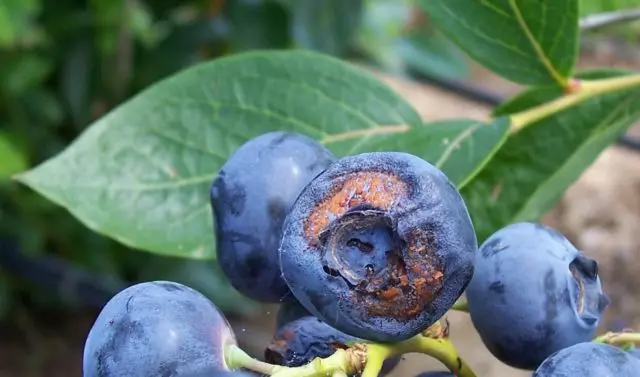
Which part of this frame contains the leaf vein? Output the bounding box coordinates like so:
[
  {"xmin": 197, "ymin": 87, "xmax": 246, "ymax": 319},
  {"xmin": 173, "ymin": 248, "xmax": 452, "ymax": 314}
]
[{"xmin": 508, "ymin": 0, "xmax": 566, "ymax": 85}]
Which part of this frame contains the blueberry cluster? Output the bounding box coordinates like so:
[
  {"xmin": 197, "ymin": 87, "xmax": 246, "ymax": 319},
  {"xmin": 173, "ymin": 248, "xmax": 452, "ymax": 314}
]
[{"xmin": 82, "ymin": 132, "xmax": 640, "ymax": 377}]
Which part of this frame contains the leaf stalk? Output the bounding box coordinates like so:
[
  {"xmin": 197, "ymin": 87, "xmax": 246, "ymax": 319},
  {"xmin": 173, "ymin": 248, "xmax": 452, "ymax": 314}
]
[{"xmin": 508, "ymin": 73, "xmax": 640, "ymax": 133}]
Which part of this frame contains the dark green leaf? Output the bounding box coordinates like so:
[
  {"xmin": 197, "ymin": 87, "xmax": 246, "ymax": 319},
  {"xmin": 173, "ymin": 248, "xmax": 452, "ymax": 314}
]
[
  {"xmin": 133, "ymin": 17, "xmax": 226, "ymax": 89},
  {"xmin": 290, "ymin": 0, "xmax": 364, "ymax": 55},
  {"xmin": 0, "ymin": 132, "xmax": 28, "ymax": 179},
  {"xmin": 418, "ymin": 0, "xmax": 579, "ymax": 85},
  {"xmin": 462, "ymin": 69, "xmax": 640, "ymax": 242},
  {"xmin": 60, "ymin": 34, "xmax": 93, "ymax": 128},
  {"xmin": 227, "ymin": 0, "xmax": 291, "ymax": 50},
  {"xmin": 16, "ymin": 50, "xmax": 507, "ymax": 259},
  {"xmin": 0, "ymin": 53, "xmax": 52, "ymax": 95},
  {"xmin": 0, "ymin": 273, "xmax": 11, "ymax": 319}
]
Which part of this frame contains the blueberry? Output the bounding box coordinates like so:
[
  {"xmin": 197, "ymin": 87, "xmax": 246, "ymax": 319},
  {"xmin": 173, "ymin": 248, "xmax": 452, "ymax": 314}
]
[
  {"xmin": 265, "ymin": 315, "xmax": 399, "ymax": 375},
  {"xmin": 275, "ymin": 299, "xmax": 312, "ymax": 330},
  {"xmin": 187, "ymin": 371, "xmax": 254, "ymax": 377},
  {"xmin": 279, "ymin": 151, "xmax": 477, "ymax": 342},
  {"xmin": 533, "ymin": 342, "xmax": 640, "ymax": 376},
  {"xmin": 83, "ymin": 281, "xmax": 236, "ymax": 377},
  {"xmin": 210, "ymin": 131, "xmax": 335, "ymax": 302},
  {"xmin": 209, "ymin": 372, "xmax": 255, "ymax": 377},
  {"xmin": 466, "ymin": 222, "xmax": 610, "ymax": 370},
  {"xmin": 628, "ymin": 347, "xmax": 640, "ymax": 359},
  {"xmin": 414, "ymin": 372, "xmax": 454, "ymax": 377}
]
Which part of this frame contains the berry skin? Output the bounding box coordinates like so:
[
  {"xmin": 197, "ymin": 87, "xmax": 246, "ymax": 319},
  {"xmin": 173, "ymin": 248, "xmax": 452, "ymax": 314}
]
[
  {"xmin": 83, "ymin": 281, "xmax": 236, "ymax": 377},
  {"xmin": 265, "ymin": 315, "xmax": 399, "ymax": 375},
  {"xmin": 187, "ymin": 371, "xmax": 254, "ymax": 377},
  {"xmin": 533, "ymin": 342, "xmax": 640, "ymax": 376},
  {"xmin": 279, "ymin": 151, "xmax": 477, "ymax": 342},
  {"xmin": 466, "ymin": 222, "xmax": 610, "ymax": 370},
  {"xmin": 211, "ymin": 131, "xmax": 335, "ymax": 303},
  {"xmin": 209, "ymin": 372, "xmax": 255, "ymax": 377},
  {"xmin": 628, "ymin": 348, "xmax": 640, "ymax": 359},
  {"xmin": 275, "ymin": 299, "xmax": 312, "ymax": 330}
]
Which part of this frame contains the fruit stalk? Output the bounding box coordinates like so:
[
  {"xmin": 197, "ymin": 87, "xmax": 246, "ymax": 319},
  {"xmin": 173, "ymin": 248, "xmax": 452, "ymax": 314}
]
[
  {"xmin": 451, "ymin": 298, "xmax": 469, "ymax": 312},
  {"xmin": 593, "ymin": 331, "xmax": 640, "ymax": 345},
  {"xmin": 398, "ymin": 334, "xmax": 477, "ymax": 377},
  {"xmin": 225, "ymin": 344, "xmax": 285, "ymax": 375}
]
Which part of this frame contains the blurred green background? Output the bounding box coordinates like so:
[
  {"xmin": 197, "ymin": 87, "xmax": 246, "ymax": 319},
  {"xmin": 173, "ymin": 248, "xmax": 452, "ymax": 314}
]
[{"xmin": 0, "ymin": 2, "xmax": 639, "ymax": 374}]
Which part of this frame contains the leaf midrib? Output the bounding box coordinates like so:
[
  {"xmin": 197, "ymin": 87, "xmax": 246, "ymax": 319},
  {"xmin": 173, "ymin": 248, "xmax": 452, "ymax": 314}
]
[{"xmin": 508, "ymin": 0, "xmax": 566, "ymax": 85}]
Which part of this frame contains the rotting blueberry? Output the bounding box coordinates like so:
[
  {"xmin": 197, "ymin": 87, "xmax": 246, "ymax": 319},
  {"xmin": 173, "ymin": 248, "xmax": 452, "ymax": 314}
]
[
  {"xmin": 265, "ymin": 315, "xmax": 400, "ymax": 375},
  {"xmin": 211, "ymin": 131, "xmax": 336, "ymax": 303},
  {"xmin": 83, "ymin": 281, "xmax": 236, "ymax": 377},
  {"xmin": 466, "ymin": 222, "xmax": 610, "ymax": 370},
  {"xmin": 279, "ymin": 151, "xmax": 477, "ymax": 342},
  {"xmin": 275, "ymin": 299, "xmax": 312, "ymax": 330},
  {"xmin": 533, "ymin": 342, "xmax": 640, "ymax": 376}
]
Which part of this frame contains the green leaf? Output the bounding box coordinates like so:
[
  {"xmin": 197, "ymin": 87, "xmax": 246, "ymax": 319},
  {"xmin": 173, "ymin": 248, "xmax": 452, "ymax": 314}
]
[
  {"xmin": 0, "ymin": 132, "xmax": 28, "ymax": 179},
  {"xmin": 16, "ymin": 50, "xmax": 507, "ymax": 259},
  {"xmin": 0, "ymin": 273, "xmax": 11, "ymax": 320},
  {"xmin": 0, "ymin": 0, "xmax": 41, "ymax": 47},
  {"xmin": 418, "ymin": 0, "xmax": 579, "ymax": 86},
  {"xmin": 0, "ymin": 52, "xmax": 52, "ymax": 95},
  {"xmin": 396, "ymin": 28, "xmax": 470, "ymax": 79},
  {"xmin": 324, "ymin": 118, "xmax": 510, "ymax": 188},
  {"xmin": 290, "ymin": 0, "xmax": 364, "ymax": 55},
  {"xmin": 462, "ymin": 69, "xmax": 640, "ymax": 242}
]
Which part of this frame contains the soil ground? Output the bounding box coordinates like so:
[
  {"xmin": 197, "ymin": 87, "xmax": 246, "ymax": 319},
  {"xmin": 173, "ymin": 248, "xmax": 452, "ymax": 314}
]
[{"xmin": 2, "ymin": 40, "xmax": 640, "ymax": 377}]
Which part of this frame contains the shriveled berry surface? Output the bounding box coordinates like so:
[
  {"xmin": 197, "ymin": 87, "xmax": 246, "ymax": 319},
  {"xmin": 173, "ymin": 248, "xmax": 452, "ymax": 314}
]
[{"xmin": 1, "ymin": 50, "xmax": 640, "ymax": 377}]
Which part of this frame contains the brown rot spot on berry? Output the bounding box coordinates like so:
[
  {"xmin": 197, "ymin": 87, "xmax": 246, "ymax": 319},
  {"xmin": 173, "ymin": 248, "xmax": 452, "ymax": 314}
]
[
  {"xmin": 306, "ymin": 170, "xmax": 445, "ymax": 321},
  {"xmin": 264, "ymin": 327, "xmax": 296, "ymax": 364},
  {"xmin": 304, "ymin": 171, "xmax": 408, "ymax": 244}
]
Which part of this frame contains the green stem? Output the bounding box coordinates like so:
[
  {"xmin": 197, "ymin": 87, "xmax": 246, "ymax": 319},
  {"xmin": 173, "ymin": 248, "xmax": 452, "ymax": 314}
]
[
  {"xmin": 593, "ymin": 331, "xmax": 640, "ymax": 345},
  {"xmin": 225, "ymin": 344, "xmax": 285, "ymax": 375},
  {"xmin": 451, "ymin": 298, "xmax": 469, "ymax": 313},
  {"xmin": 508, "ymin": 73, "xmax": 640, "ymax": 133},
  {"xmin": 224, "ymin": 322, "xmax": 476, "ymax": 377},
  {"xmin": 361, "ymin": 343, "xmax": 393, "ymax": 377},
  {"xmin": 270, "ymin": 348, "xmax": 360, "ymax": 377},
  {"xmin": 397, "ymin": 335, "xmax": 477, "ymax": 377}
]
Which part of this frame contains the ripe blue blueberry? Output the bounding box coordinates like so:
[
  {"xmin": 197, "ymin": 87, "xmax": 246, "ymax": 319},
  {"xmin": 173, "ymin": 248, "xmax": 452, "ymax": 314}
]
[
  {"xmin": 466, "ymin": 222, "xmax": 610, "ymax": 370},
  {"xmin": 187, "ymin": 371, "xmax": 254, "ymax": 377},
  {"xmin": 627, "ymin": 347, "xmax": 640, "ymax": 359},
  {"xmin": 275, "ymin": 299, "xmax": 312, "ymax": 330},
  {"xmin": 265, "ymin": 315, "xmax": 399, "ymax": 375},
  {"xmin": 210, "ymin": 131, "xmax": 335, "ymax": 302},
  {"xmin": 83, "ymin": 281, "xmax": 236, "ymax": 377},
  {"xmin": 279, "ymin": 152, "xmax": 477, "ymax": 342},
  {"xmin": 210, "ymin": 372, "xmax": 255, "ymax": 377},
  {"xmin": 533, "ymin": 342, "xmax": 640, "ymax": 376}
]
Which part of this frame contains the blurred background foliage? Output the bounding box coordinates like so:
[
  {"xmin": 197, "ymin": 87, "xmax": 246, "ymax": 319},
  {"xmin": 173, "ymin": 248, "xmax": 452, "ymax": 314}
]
[{"xmin": 0, "ymin": 0, "xmax": 639, "ymax": 322}]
